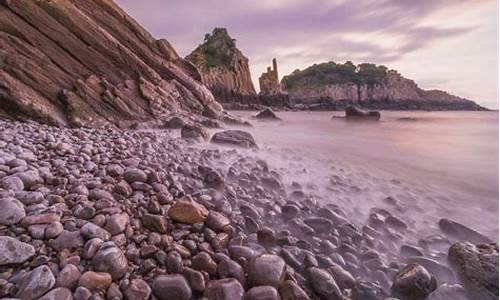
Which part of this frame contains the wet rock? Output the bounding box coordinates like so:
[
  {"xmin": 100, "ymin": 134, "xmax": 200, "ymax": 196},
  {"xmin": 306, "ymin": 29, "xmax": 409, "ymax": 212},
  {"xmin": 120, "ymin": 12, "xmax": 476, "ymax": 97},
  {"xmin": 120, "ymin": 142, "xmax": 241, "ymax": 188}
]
[
  {"xmin": 245, "ymin": 286, "xmax": 280, "ymax": 300},
  {"xmin": 123, "ymin": 168, "xmax": 148, "ymax": 184},
  {"xmin": 152, "ymin": 274, "xmax": 192, "ymax": 300},
  {"xmin": 181, "ymin": 124, "xmax": 209, "ymax": 140},
  {"xmin": 142, "ymin": 214, "xmax": 168, "ymax": 233},
  {"xmin": 0, "ymin": 197, "xmax": 25, "ymax": 225},
  {"xmin": 204, "ymin": 278, "xmax": 244, "ymax": 300},
  {"xmin": 304, "ymin": 217, "xmax": 333, "ymax": 233},
  {"xmin": 391, "ymin": 263, "xmax": 437, "ymax": 300},
  {"xmin": 218, "ymin": 258, "xmax": 245, "ymax": 284},
  {"xmin": 254, "ymin": 108, "xmax": 280, "ymax": 120},
  {"xmin": 328, "ymin": 264, "xmax": 356, "ymax": 290},
  {"xmin": 38, "ymin": 287, "xmax": 73, "ymax": 300},
  {"xmin": 352, "ymin": 281, "xmax": 384, "ymax": 300},
  {"xmin": 182, "ymin": 267, "xmax": 206, "ymax": 292},
  {"xmin": 427, "ymin": 283, "xmax": 469, "ymax": 300},
  {"xmin": 308, "ymin": 267, "xmax": 342, "ymax": 300},
  {"xmin": 56, "ymin": 264, "xmax": 81, "ymax": 290},
  {"xmin": 345, "ymin": 106, "xmax": 381, "ymax": 120},
  {"xmin": 406, "ymin": 256, "xmax": 454, "ymax": 283},
  {"xmin": 124, "ymin": 278, "xmax": 151, "ymax": 300},
  {"xmin": 0, "ymin": 236, "xmax": 35, "ymax": 265},
  {"xmin": 439, "ymin": 219, "xmax": 492, "ymax": 244},
  {"xmin": 281, "ymin": 204, "xmax": 300, "ymax": 220},
  {"xmin": 104, "ymin": 214, "xmax": 129, "ymax": 235},
  {"xmin": 16, "ymin": 265, "xmax": 55, "ymax": 299},
  {"xmin": 448, "ymin": 242, "xmax": 498, "ymax": 300},
  {"xmin": 168, "ymin": 196, "xmax": 208, "ymax": 224},
  {"xmin": 92, "ymin": 243, "xmax": 128, "ymax": 280},
  {"xmin": 211, "ymin": 130, "xmax": 258, "ymax": 148},
  {"xmin": 206, "ymin": 211, "xmax": 231, "ymax": 233},
  {"xmin": 80, "ymin": 222, "xmax": 111, "ymax": 241},
  {"xmin": 74, "ymin": 286, "xmax": 92, "ymax": 300},
  {"xmin": 248, "ymin": 254, "xmax": 286, "ymax": 288},
  {"xmin": 279, "ymin": 280, "xmax": 311, "ymax": 300},
  {"xmin": 192, "ymin": 252, "xmax": 218, "ymax": 275},
  {"xmin": 78, "ymin": 271, "xmax": 112, "ymax": 292}
]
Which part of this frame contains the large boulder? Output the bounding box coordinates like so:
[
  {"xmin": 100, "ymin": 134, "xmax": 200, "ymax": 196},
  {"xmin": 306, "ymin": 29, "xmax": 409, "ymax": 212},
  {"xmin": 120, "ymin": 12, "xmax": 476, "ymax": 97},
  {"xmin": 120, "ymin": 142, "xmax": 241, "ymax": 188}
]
[
  {"xmin": 448, "ymin": 242, "xmax": 498, "ymax": 300},
  {"xmin": 211, "ymin": 130, "xmax": 257, "ymax": 148},
  {"xmin": 254, "ymin": 108, "xmax": 280, "ymax": 120},
  {"xmin": 391, "ymin": 263, "xmax": 437, "ymax": 300},
  {"xmin": 438, "ymin": 218, "xmax": 493, "ymax": 244},
  {"xmin": 345, "ymin": 106, "xmax": 381, "ymax": 120}
]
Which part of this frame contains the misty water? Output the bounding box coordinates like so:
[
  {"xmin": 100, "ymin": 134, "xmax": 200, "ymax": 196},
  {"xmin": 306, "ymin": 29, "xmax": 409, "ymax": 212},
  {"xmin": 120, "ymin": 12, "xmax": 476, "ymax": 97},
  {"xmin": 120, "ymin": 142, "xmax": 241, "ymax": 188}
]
[{"xmin": 227, "ymin": 110, "xmax": 499, "ymax": 242}]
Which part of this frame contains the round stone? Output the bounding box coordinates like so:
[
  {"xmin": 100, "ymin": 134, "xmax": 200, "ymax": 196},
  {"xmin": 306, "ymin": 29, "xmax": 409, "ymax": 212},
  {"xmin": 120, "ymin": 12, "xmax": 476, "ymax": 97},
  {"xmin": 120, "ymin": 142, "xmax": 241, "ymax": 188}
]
[{"xmin": 152, "ymin": 274, "xmax": 192, "ymax": 300}]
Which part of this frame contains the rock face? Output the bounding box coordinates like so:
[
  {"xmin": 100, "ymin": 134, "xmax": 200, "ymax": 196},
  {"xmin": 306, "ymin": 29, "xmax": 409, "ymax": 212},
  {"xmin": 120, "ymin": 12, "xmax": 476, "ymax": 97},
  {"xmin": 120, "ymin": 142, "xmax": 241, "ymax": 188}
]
[
  {"xmin": 186, "ymin": 28, "xmax": 257, "ymax": 103},
  {"xmin": 282, "ymin": 61, "xmax": 486, "ymax": 111},
  {"xmin": 448, "ymin": 242, "xmax": 499, "ymax": 300},
  {"xmin": 0, "ymin": 0, "xmax": 222, "ymax": 127},
  {"xmin": 187, "ymin": 30, "xmax": 291, "ymax": 109},
  {"xmin": 259, "ymin": 58, "xmax": 284, "ymax": 95}
]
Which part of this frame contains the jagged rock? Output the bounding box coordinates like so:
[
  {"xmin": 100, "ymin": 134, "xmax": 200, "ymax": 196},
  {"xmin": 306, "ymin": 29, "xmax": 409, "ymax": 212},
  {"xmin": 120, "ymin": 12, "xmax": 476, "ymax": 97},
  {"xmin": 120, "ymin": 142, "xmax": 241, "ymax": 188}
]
[
  {"xmin": 211, "ymin": 130, "xmax": 257, "ymax": 148},
  {"xmin": 0, "ymin": 236, "xmax": 35, "ymax": 265},
  {"xmin": 0, "ymin": 0, "xmax": 222, "ymax": 127},
  {"xmin": 448, "ymin": 242, "xmax": 499, "ymax": 300},
  {"xmin": 259, "ymin": 59, "xmax": 285, "ymax": 95}
]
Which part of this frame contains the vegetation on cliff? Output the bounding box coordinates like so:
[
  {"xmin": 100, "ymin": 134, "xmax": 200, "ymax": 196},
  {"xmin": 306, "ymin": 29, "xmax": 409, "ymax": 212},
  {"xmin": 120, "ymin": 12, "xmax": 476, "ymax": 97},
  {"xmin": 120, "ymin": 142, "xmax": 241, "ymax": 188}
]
[
  {"xmin": 189, "ymin": 28, "xmax": 238, "ymax": 70},
  {"xmin": 282, "ymin": 61, "xmax": 392, "ymax": 90}
]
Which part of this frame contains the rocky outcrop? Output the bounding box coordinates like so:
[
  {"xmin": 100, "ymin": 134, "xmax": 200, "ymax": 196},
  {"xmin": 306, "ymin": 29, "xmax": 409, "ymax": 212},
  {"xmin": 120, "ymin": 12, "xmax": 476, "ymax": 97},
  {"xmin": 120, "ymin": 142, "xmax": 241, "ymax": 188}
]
[
  {"xmin": 259, "ymin": 58, "xmax": 284, "ymax": 95},
  {"xmin": 282, "ymin": 61, "xmax": 486, "ymax": 111},
  {"xmin": 186, "ymin": 28, "xmax": 256, "ymax": 103},
  {"xmin": 0, "ymin": 0, "xmax": 222, "ymax": 127}
]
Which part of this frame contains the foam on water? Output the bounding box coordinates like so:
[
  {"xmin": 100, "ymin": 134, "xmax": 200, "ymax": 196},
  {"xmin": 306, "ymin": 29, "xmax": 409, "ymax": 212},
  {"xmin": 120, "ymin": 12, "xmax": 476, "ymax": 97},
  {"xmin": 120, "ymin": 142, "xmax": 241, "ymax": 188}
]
[{"xmin": 225, "ymin": 110, "xmax": 499, "ymax": 241}]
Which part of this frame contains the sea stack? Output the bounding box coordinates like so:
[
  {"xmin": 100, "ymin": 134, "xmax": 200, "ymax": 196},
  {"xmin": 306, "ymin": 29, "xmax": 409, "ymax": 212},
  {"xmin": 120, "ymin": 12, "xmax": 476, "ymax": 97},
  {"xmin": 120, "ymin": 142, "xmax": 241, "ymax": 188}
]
[{"xmin": 186, "ymin": 28, "xmax": 258, "ymax": 104}]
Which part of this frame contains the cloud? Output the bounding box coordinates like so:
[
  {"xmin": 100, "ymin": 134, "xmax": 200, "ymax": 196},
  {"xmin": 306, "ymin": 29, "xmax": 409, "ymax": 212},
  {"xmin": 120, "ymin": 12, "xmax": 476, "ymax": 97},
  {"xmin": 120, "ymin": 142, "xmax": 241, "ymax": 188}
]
[{"xmin": 115, "ymin": 0, "xmax": 497, "ymax": 107}]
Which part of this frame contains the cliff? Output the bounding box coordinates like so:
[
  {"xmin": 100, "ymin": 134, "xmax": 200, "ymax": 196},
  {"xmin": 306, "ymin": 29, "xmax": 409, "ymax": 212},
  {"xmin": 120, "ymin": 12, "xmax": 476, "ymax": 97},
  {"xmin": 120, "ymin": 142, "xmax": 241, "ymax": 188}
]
[
  {"xmin": 0, "ymin": 0, "xmax": 222, "ymax": 127},
  {"xmin": 186, "ymin": 28, "xmax": 257, "ymax": 103},
  {"xmin": 282, "ymin": 61, "xmax": 486, "ymax": 111}
]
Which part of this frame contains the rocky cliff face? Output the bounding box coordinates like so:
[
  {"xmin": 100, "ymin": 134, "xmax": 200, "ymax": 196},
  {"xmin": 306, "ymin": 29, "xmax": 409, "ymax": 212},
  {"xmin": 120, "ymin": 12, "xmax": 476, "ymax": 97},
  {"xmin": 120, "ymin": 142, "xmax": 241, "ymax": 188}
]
[
  {"xmin": 0, "ymin": 0, "xmax": 222, "ymax": 127},
  {"xmin": 186, "ymin": 28, "xmax": 256, "ymax": 103},
  {"xmin": 283, "ymin": 62, "xmax": 486, "ymax": 111},
  {"xmin": 259, "ymin": 58, "xmax": 284, "ymax": 95}
]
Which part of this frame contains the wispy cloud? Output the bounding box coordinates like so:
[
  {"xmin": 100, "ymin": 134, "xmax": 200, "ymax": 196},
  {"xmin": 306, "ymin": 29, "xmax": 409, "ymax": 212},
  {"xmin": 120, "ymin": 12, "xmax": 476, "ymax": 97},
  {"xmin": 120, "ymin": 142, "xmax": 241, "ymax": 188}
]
[{"xmin": 116, "ymin": 0, "xmax": 498, "ymax": 108}]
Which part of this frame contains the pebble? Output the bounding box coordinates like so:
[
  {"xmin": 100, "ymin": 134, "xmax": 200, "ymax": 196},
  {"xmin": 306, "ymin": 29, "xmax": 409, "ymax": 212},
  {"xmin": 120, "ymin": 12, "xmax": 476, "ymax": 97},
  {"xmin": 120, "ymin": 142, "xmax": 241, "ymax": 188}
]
[
  {"xmin": 0, "ymin": 236, "xmax": 35, "ymax": 265},
  {"xmin": 168, "ymin": 196, "xmax": 209, "ymax": 224},
  {"xmin": 0, "ymin": 197, "xmax": 25, "ymax": 225},
  {"xmin": 16, "ymin": 265, "xmax": 55, "ymax": 299},
  {"xmin": 152, "ymin": 274, "xmax": 192, "ymax": 300},
  {"xmin": 247, "ymin": 254, "xmax": 286, "ymax": 288}
]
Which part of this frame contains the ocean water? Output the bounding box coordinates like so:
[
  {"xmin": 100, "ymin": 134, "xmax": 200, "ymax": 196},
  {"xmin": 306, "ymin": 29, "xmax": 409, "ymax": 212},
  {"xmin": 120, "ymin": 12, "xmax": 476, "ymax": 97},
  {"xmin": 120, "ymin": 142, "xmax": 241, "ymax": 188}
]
[{"xmin": 228, "ymin": 110, "xmax": 499, "ymax": 241}]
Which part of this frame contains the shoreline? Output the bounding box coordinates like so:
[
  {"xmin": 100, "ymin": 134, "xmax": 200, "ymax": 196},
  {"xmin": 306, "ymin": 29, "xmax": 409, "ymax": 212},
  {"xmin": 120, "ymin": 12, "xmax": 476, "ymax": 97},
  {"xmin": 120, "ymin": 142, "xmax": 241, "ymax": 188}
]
[{"xmin": 0, "ymin": 118, "xmax": 496, "ymax": 299}]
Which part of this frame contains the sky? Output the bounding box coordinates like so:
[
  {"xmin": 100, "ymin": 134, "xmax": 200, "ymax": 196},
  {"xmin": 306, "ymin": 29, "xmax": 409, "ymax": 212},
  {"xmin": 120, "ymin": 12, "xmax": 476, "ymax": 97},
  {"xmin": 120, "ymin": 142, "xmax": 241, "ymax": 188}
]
[{"xmin": 116, "ymin": 0, "xmax": 498, "ymax": 109}]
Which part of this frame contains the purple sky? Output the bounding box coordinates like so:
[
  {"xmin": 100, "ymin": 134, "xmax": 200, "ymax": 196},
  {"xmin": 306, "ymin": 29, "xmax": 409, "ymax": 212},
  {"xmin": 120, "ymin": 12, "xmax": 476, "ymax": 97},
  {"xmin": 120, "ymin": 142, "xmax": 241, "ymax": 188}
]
[{"xmin": 116, "ymin": 0, "xmax": 498, "ymax": 108}]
